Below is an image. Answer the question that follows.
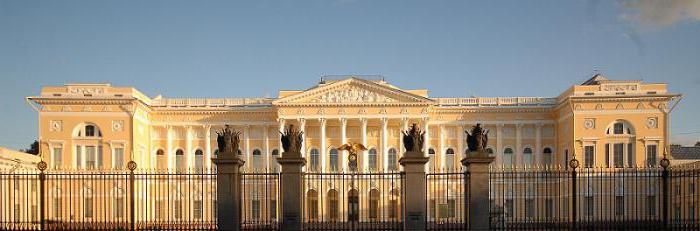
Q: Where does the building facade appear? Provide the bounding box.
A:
[28,75,680,172]
[22,75,685,224]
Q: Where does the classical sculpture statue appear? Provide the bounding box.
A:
[280,125,304,153]
[216,125,241,155]
[402,123,425,152]
[466,123,489,152]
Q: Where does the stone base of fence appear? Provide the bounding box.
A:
[462,152,495,231]
[400,151,430,231]
[277,152,306,231]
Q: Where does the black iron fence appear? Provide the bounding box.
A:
[488,166,700,230]
[302,172,404,230]
[241,172,280,230]
[426,172,467,230]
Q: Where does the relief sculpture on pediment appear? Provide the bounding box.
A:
[313,86,395,103]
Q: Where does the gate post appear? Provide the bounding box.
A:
[462,151,495,230]
[660,157,670,229]
[399,151,429,231]
[277,151,305,231]
[212,152,245,231]
[37,161,47,231]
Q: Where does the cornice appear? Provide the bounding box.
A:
[30,97,136,105]
[431,107,553,114]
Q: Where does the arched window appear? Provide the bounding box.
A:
[156,149,166,169]
[543,148,553,167]
[252,149,262,170]
[606,120,635,135]
[307,190,318,221]
[368,148,378,171]
[348,189,359,222]
[271,149,280,173]
[175,149,185,171]
[194,149,204,172]
[503,148,514,168]
[309,149,320,172]
[327,190,339,220]
[388,148,398,171]
[329,148,339,172]
[523,148,533,168]
[369,189,380,220]
[389,188,400,219]
[74,123,102,138]
[445,148,455,170]
[428,148,436,171]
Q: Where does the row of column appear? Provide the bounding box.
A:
[155,121,550,171]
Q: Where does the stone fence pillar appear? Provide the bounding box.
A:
[399,151,429,231]
[212,153,245,231]
[462,151,495,230]
[277,151,306,231]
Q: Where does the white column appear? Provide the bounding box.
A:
[204,125,212,171]
[320,118,327,172]
[439,125,446,170]
[264,125,270,171]
[167,125,173,170]
[496,123,503,167]
[535,123,542,167]
[381,118,388,172]
[278,119,286,151]
[340,118,348,172]
[400,118,408,153]
[423,118,431,172]
[299,119,306,157]
[458,124,464,158]
[186,126,193,170]
[361,118,368,171]
[244,125,250,170]
[516,123,522,168]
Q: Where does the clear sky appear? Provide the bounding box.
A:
[1,0,699,150]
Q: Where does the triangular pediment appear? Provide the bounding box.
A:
[273,78,433,105]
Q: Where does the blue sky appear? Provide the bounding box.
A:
[1,0,699,150]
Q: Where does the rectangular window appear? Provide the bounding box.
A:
[647,196,656,217]
[646,145,658,167]
[445,155,454,170]
[114,148,124,169]
[584,146,594,168]
[330,154,339,172]
[585,196,594,217]
[389,199,398,219]
[614,123,624,134]
[175,200,182,220]
[614,143,624,168]
[545,198,553,218]
[116,197,124,218]
[31,205,37,221]
[270,200,277,219]
[85,125,95,137]
[85,197,93,218]
[53,147,62,168]
[85,146,96,169]
[14,204,20,220]
[429,199,436,218]
[98,145,103,168]
[691,205,696,220]
[252,200,261,220]
[76,147,82,168]
[525,199,535,218]
[505,199,514,218]
[615,196,624,217]
[155,200,163,220]
[194,200,203,219]
[53,198,62,219]
[447,199,456,218]
[605,144,610,168]
[368,155,377,171]
[628,143,635,167]
[369,200,379,220]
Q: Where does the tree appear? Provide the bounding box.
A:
[22,140,39,155]
[695,141,700,147]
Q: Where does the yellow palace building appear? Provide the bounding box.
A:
[14,75,686,225]
[27,75,680,173]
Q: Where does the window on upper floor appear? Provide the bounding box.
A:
[606,120,634,135]
[74,123,102,138]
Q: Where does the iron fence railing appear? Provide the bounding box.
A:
[241,172,280,230]
[426,172,467,230]
[302,172,404,230]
